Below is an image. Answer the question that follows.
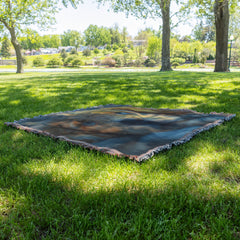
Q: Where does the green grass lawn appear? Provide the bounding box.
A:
[0,71,239,239]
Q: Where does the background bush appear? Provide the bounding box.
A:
[64,56,75,66]
[112,44,119,51]
[47,57,63,68]
[106,45,112,51]
[133,58,143,67]
[122,47,128,53]
[64,56,83,67]
[22,56,28,65]
[71,57,83,67]
[170,58,186,65]
[70,48,78,55]
[93,48,99,54]
[102,57,116,67]
[94,58,101,66]
[103,49,108,55]
[33,56,45,67]
[114,49,124,56]
[82,49,91,57]
[171,62,180,68]
[144,58,156,67]
[60,49,68,60]
[112,55,123,67]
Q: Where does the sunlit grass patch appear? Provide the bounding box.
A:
[0,71,239,239]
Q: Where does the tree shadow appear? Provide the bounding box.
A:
[0,71,240,239]
[1,143,239,239]
[1,71,239,170]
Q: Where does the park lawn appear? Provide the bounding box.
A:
[9,48,142,68]
[24,54,61,67]
[0,71,239,239]
[0,65,17,69]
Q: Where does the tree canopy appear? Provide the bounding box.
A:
[0,36,11,59]
[84,25,111,47]
[61,30,83,49]
[0,0,59,30]
[229,5,240,40]
[0,0,83,73]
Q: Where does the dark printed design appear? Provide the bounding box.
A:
[5,105,235,162]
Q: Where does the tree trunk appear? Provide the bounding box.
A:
[214,0,229,72]
[9,27,24,73]
[160,0,172,71]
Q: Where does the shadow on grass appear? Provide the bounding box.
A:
[1,71,239,163]
[1,71,239,170]
[0,130,240,239]
[1,142,240,239]
[1,72,238,118]
[0,71,240,239]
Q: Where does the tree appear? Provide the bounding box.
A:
[109,24,121,45]
[40,34,61,48]
[1,36,11,59]
[159,0,172,71]
[146,36,162,63]
[121,27,129,44]
[134,28,154,45]
[188,0,239,72]
[193,21,215,42]
[0,0,60,73]
[214,0,229,71]
[84,25,111,47]
[0,0,82,73]
[60,49,68,60]
[229,5,240,40]
[20,29,42,51]
[61,30,83,49]
[96,0,177,71]
[180,35,193,42]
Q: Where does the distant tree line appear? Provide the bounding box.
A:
[0,0,239,73]
[13,25,130,52]
[2,26,240,67]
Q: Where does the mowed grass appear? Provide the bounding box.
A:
[0,71,239,239]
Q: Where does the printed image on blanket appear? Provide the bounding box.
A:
[5,105,235,162]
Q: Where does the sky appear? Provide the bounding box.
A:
[40,1,195,37]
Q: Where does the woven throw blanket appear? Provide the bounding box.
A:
[5,105,235,162]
